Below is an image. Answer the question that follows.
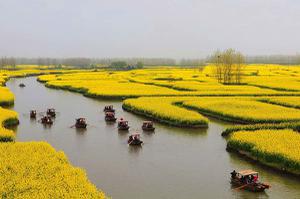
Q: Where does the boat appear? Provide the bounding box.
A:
[41,115,53,125]
[19,83,26,87]
[142,121,155,131]
[105,112,117,122]
[46,108,56,117]
[30,110,37,119]
[230,169,270,192]
[75,118,87,129]
[128,134,143,146]
[103,105,115,113]
[118,119,129,130]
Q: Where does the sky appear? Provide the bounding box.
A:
[0,0,300,58]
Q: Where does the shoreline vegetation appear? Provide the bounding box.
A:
[226,129,300,176]
[122,98,208,128]
[226,146,300,176]
[181,98,300,124]
[0,108,18,142]
[0,87,15,106]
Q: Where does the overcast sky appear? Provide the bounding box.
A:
[0,0,300,58]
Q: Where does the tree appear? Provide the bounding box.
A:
[211,49,245,84]
[0,57,16,69]
[211,50,222,83]
[234,52,245,84]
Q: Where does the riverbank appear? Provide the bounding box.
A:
[181,98,300,124]
[226,129,300,177]
[221,122,300,136]
[0,107,18,142]
[122,97,209,128]
[227,146,300,177]
[122,103,207,128]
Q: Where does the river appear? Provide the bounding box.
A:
[6,77,300,199]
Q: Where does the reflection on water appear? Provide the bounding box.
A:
[128,145,143,155]
[75,128,87,135]
[142,130,155,138]
[6,77,300,199]
[118,131,129,139]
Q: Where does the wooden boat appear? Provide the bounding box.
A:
[19,83,26,87]
[41,116,53,125]
[46,108,56,117]
[103,105,115,113]
[30,110,37,119]
[118,119,129,130]
[105,112,117,122]
[75,118,87,129]
[142,121,155,131]
[230,170,270,192]
[128,134,143,146]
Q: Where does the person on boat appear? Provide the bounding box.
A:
[242,176,249,184]
[231,170,237,178]
[245,176,251,184]
[253,175,258,183]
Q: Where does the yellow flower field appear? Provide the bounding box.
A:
[245,76,300,91]
[182,97,300,123]
[37,66,300,99]
[228,129,300,173]
[0,87,14,106]
[0,107,18,141]
[46,79,184,98]
[123,96,300,125]
[259,96,300,109]
[0,142,106,198]
[143,80,280,95]
[123,97,208,127]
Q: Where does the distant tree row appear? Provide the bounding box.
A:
[1,55,300,69]
[5,57,177,68]
[179,59,205,66]
[245,55,300,65]
[210,49,245,84]
[0,57,16,68]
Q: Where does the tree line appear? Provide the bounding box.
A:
[1,54,300,69]
[245,55,300,65]
[0,57,177,68]
[0,57,16,68]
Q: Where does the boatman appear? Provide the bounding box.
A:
[230,170,237,178]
